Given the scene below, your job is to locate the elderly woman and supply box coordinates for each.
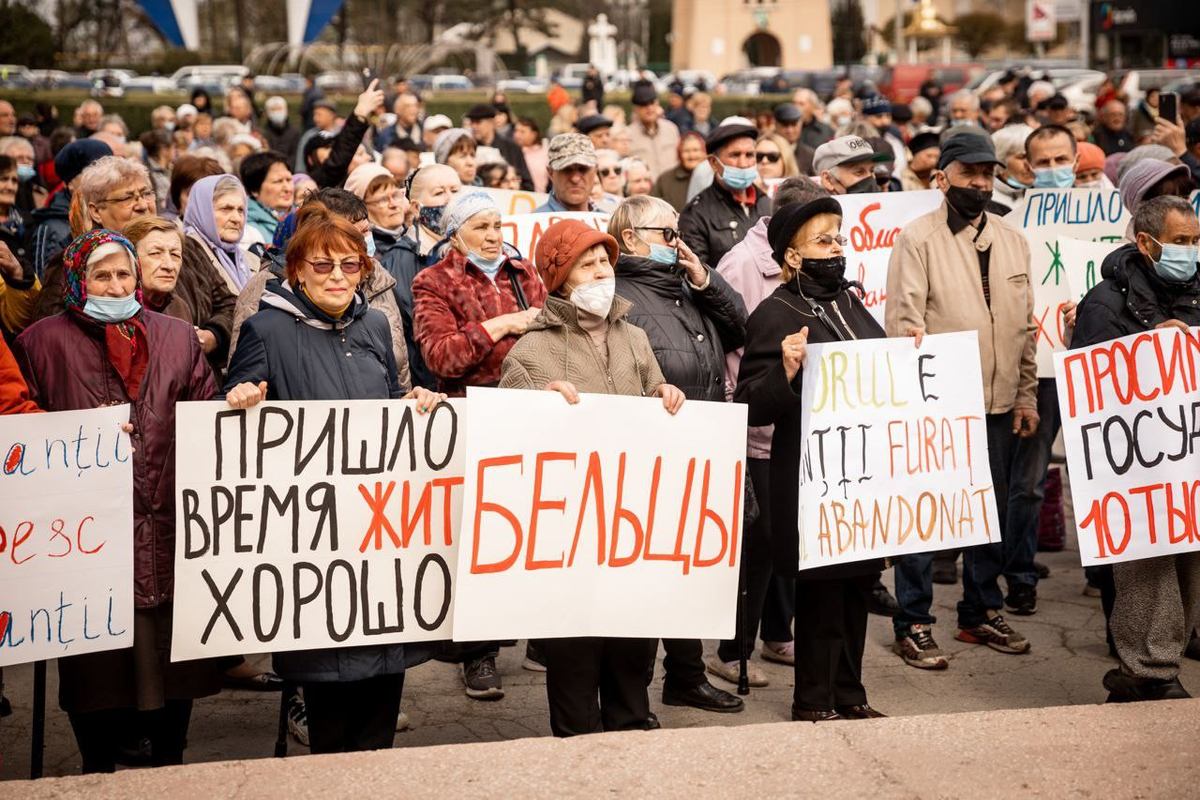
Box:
[406,163,463,263]
[124,215,190,321]
[222,204,441,754]
[499,218,684,737]
[991,124,1035,212]
[15,229,222,772]
[621,157,652,197]
[0,155,24,242]
[0,135,44,217]
[734,198,886,722]
[433,128,479,186]
[166,154,224,220]
[652,131,707,212]
[240,151,294,242]
[755,133,799,181]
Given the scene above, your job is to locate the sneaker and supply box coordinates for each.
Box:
[705,656,768,687]
[1005,582,1038,616]
[761,641,795,666]
[869,582,899,616]
[893,624,949,669]
[396,709,411,732]
[956,614,1031,654]
[522,642,547,672]
[287,691,309,747]
[1083,582,1102,598]
[463,656,504,700]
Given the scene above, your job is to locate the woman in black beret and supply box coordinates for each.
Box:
[733,197,887,722]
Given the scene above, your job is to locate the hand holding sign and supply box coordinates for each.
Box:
[782,326,809,381]
[545,380,581,405]
[405,386,448,414]
[226,381,268,409]
[655,383,686,415]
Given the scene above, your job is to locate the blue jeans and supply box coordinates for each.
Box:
[1003,379,1062,588]
[894,412,1017,635]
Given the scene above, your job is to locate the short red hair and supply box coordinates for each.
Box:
[284,201,372,284]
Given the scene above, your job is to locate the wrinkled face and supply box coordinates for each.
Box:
[551,163,596,208]
[712,136,756,181]
[213,190,246,243]
[0,169,17,206]
[624,163,651,196]
[366,182,407,230]
[588,128,611,151]
[229,94,252,122]
[415,167,462,211]
[1101,103,1126,130]
[80,104,102,131]
[755,139,784,179]
[621,209,678,257]
[256,161,294,212]
[560,244,614,297]
[453,211,503,260]
[299,245,363,312]
[447,146,476,185]
[85,249,137,298]
[396,95,419,125]
[776,119,801,143]
[88,180,155,231]
[679,137,706,171]
[136,229,183,295]
[1028,132,1077,171]
[822,161,873,194]
[1136,210,1200,262]
[597,157,622,193]
[950,99,976,122]
[935,160,995,194]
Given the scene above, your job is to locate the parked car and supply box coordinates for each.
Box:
[430,74,473,92]
[720,67,781,96]
[315,71,360,92]
[29,70,92,91]
[0,65,33,89]
[171,64,248,93]
[1058,73,1108,112]
[1117,69,1200,104]
[558,63,591,90]
[497,77,548,94]
[86,68,137,83]
[876,63,985,103]
[90,70,127,98]
[662,70,718,93]
[122,76,178,94]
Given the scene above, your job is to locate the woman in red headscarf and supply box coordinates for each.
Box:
[14,229,221,774]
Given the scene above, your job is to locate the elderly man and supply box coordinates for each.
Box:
[947,90,982,128]
[74,100,103,138]
[1094,100,1135,156]
[1071,195,1200,701]
[257,95,300,163]
[814,135,890,195]
[885,130,1039,670]
[534,133,598,213]
[793,88,834,149]
[575,114,613,152]
[377,92,424,152]
[772,103,815,175]
[626,84,680,180]
[0,101,15,137]
[464,103,532,191]
[679,123,771,268]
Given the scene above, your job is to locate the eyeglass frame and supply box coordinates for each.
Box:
[634,226,679,244]
[304,257,365,275]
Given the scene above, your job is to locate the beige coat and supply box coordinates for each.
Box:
[499,295,665,397]
[625,117,681,181]
[884,201,1037,414]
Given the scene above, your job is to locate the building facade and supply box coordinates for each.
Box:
[670,0,833,74]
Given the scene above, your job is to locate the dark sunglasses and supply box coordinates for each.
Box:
[635,226,679,244]
[305,258,364,275]
[756,152,782,164]
[598,166,623,178]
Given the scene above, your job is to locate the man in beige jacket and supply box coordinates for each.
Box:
[626,84,680,181]
[884,130,1040,670]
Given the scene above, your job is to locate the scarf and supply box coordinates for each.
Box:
[62,229,150,400]
[183,174,252,290]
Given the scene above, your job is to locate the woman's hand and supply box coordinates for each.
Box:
[905,327,925,348]
[119,421,136,452]
[226,381,268,409]
[195,327,217,354]
[1061,301,1077,332]
[1156,318,1190,333]
[404,386,447,414]
[481,307,541,342]
[545,380,580,404]
[656,383,685,415]
[782,326,809,382]
[676,239,708,288]
[354,79,385,122]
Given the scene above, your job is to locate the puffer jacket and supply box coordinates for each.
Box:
[223,280,403,682]
[1071,243,1200,349]
[29,188,71,279]
[229,247,412,392]
[614,254,746,402]
[500,295,665,396]
[372,227,432,389]
[678,178,771,269]
[15,310,217,607]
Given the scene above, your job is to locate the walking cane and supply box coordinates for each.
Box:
[274,682,291,758]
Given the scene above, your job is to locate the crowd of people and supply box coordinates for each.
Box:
[0,62,1198,770]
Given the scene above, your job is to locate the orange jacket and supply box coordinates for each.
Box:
[0,335,40,414]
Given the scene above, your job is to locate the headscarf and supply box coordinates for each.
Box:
[62,229,150,400]
[183,174,252,289]
[434,128,473,165]
[441,190,499,238]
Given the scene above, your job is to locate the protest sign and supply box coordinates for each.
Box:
[484,187,550,215]
[1058,237,1120,304]
[453,388,746,641]
[796,332,1000,570]
[501,211,611,261]
[834,190,943,324]
[0,405,133,668]
[171,399,465,662]
[1053,327,1200,566]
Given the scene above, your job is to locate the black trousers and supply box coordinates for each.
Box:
[302,673,403,754]
[793,574,874,712]
[68,700,192,774]
[539,637,654,737]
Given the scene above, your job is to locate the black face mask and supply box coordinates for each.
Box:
[843,175,877,194]
[946,185,993,220]
[800,255,848,289]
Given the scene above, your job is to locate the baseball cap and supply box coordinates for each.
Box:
[812,135,890,175]
[547,133,597,170]
[423,114,452,134]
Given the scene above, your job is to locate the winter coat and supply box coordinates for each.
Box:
[260,120,301,164]
[222,280,403,682]
[500,295,665,396]
[0,228,41,339]
[412,247,547,396]
[651,165,694,213]
[679,179,772,271]
[373,228,434,389]
[1071,243,1200,349]
[714,216,780,459]
[29,188,71,279]
[801,120,834,151]
[174,235,239,372]
[0,335,39,414]
[614,254,746,402]
[309,113,370,189]
[733,274,886,581]
[30,250,66,323]
[16,310,217,607]
[245,197,285,243]
[626,117,681,180]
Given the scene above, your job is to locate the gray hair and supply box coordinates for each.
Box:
[607,195,677,253]
[213,175,245,202]
[99,114,128,137]
[265,95,287,111]
[772,176,830,214]
[1133,195,1196,238]
[595,148,620,165]
[992,124,1034,163]
[76,155,151,205]
[909,96,933,118]
[0,135,33,159]
[211,117,243,146]
[793,88,822,110]
[949,90,979,111]
[835,120,877,140]
[78,99,102,114]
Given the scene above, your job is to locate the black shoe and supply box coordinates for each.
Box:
[662,680,744,713]
[0,695,10,718]
[791,707,842,722]
[1005,582,1038,616]
[113,736,153,767]
[463,656,504,700]
[835,704,887,719]
[1103,669,1191,702]
[1035,561,1051,579]
[932,558,958,585]
[1185,632,1200,662]
[644,711,661,730]
[522,642,547,672]
[869,583,899,617]
[222,671,285,691]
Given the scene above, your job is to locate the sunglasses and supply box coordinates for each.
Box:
[598,166,623,178]
[756,152,782,164]
[635,226,679,244]
[305,258,364,275]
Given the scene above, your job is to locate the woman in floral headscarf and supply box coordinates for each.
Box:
[14,229,223,774]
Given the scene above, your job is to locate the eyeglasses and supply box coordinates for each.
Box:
[807,234,848,246]
[97,189,156,208]
[367,191,404,206]
[598,167,623,178]
[756,152,782,164]
[305,258,364,275]
[635,226,679,244]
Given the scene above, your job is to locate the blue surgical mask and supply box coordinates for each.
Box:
[1033,165,1076,189]
[1004,176,1032,190]
[647,243,678,266]
[16,164,34,182]
[419,204,444,234]
[720,164,758,190]
[365,232,377,258]
[1150,238,1199,282]
[467,250,506,277]
[83,292,141,323]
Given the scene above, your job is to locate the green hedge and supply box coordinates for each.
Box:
[1,89,791,140]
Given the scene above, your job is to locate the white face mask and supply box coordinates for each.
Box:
[569,277,616,318]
